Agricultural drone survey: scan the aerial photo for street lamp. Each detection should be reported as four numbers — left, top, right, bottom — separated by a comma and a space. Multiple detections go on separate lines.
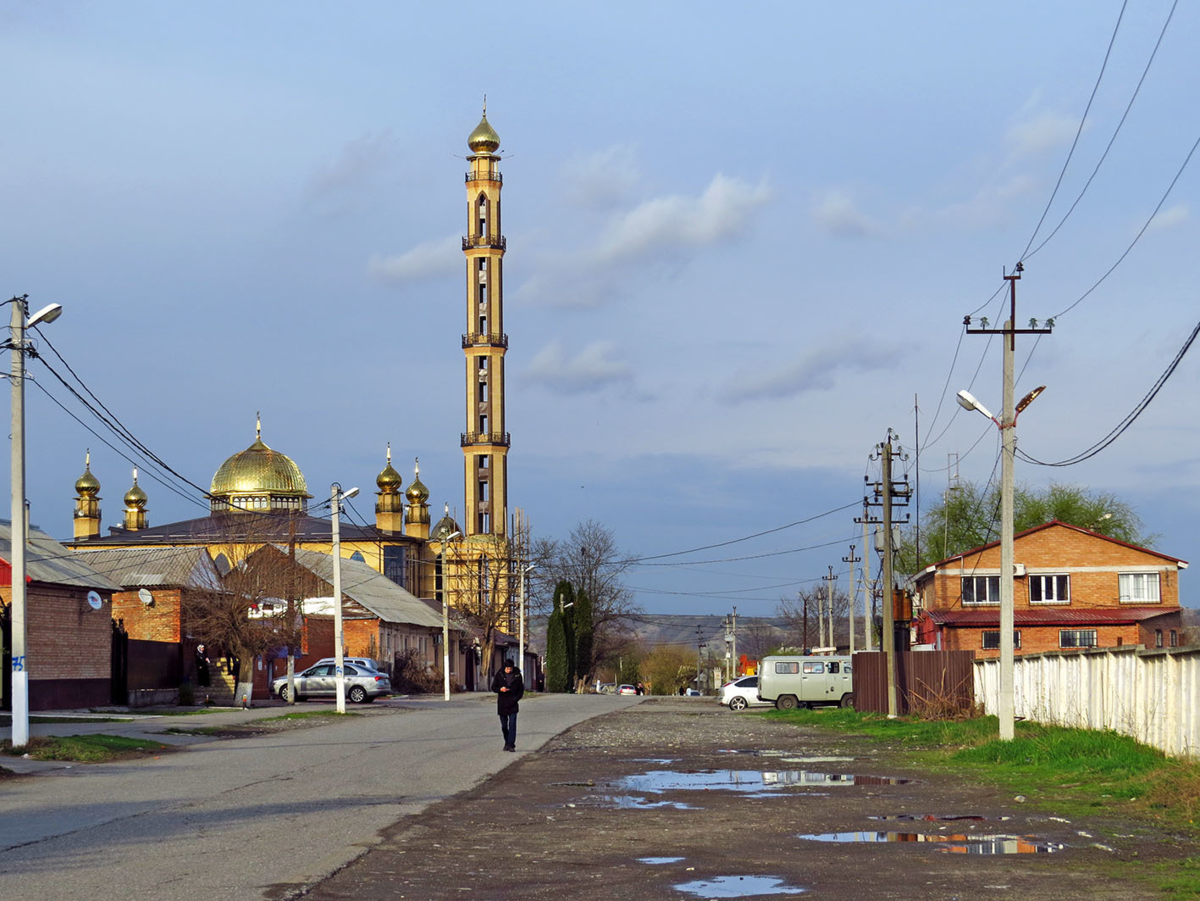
330, 483, 358, 714
7, 295, 63, 749
439, 529, 462, 700
957, 384, 1044, 740
518, 562, 536, 682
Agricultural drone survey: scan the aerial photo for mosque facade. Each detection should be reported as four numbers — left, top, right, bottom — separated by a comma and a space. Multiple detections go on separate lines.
65, 109, 525, 642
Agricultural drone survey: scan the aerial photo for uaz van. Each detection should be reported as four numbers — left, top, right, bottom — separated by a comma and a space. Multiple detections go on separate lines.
757, 654, 853, 710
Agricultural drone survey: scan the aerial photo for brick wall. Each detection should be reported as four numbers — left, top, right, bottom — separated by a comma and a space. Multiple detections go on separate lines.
946, 623, 1143, 658
112, 588, 182, 642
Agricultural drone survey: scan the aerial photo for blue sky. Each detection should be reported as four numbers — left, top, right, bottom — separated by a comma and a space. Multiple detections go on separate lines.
3, 1, 1198, 615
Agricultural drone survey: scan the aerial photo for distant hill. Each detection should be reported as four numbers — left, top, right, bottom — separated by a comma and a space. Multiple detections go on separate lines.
529, 612, 794, 661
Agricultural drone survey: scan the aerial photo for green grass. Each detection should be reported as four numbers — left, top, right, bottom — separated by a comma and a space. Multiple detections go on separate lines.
766, 707, 1200, 894
1, 734, 169, 763
0, 715, 133, 725
257, 710, 354, 723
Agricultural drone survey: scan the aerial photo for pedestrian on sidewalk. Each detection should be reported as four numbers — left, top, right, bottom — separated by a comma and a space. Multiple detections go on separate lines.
491, 658, 524, 751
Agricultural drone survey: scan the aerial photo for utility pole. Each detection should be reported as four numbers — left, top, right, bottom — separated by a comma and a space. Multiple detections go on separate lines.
731, 606, 738, 678
696, 627, 704, 694
964, 263, 1051, 740
800, 591, 808, 652
861, 503, 873, 651
842, 546, 860, 655
823, 567, 837, 651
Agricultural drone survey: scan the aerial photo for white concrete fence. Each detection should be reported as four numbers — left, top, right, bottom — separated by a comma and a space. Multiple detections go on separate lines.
974, 646, 1200, 758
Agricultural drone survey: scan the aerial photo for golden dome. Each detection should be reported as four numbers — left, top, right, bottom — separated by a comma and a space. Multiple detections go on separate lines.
75, 451, 100, 496
406, 458, 429, 503
124, 470, 147, 508
468, 108, 500, 154
209, 422, 310, 514
432, 504, 460, 542
377, 445, 403, 493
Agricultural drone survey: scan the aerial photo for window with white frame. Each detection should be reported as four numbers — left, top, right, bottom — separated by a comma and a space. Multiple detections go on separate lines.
962, 575, 1000, 605
1029, 574, 1070, 604
1059, 629, 1097, 649
1118, 572, 1160, 603
981, 630, 1021, 650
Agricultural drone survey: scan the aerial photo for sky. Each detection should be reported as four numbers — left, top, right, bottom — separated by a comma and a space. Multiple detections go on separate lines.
2, 0, 1198, 618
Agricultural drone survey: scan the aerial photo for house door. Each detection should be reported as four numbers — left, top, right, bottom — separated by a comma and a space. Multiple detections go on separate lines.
110, 619, 129, 705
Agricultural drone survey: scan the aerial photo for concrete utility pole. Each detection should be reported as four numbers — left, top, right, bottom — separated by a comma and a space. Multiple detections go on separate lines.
823, 567, 837, 650
843, 546, 860, 655
861, 506, 873, 651
731, 606, 738, 678
881, 439, 897, 717
800, 591, 808, 652
963, 263, 1051, 741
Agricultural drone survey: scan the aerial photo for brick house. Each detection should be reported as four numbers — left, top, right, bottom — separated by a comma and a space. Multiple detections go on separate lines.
912, 521, 1187, 657
0, 521, 122, 710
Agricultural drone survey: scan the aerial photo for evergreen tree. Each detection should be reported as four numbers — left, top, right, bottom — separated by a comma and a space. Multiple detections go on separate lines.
574, 588, 594, 685
545, 604, 568, 693
556, 581, 577, 687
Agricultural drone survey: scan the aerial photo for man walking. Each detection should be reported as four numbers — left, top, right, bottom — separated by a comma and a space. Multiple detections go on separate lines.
491, 659, 524, 751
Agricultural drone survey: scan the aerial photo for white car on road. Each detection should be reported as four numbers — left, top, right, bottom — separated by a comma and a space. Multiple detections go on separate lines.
718, 675, 773, 711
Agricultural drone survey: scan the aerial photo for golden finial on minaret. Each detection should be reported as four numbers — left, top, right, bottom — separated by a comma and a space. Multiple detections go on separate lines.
73, 449, 103, 540
256, 412, 261, 440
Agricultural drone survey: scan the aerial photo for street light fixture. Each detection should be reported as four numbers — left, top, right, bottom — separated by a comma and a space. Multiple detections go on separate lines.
330, 483, 359, 714
957, 383, 1045, 741
6, 295, 63, 749
439, 530, 462, 701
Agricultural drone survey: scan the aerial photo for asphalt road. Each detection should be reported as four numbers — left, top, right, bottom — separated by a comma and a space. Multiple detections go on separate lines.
0, 693, 639, 900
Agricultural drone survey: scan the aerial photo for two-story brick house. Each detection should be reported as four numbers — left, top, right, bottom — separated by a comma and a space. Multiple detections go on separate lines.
912, 521, 1187, 657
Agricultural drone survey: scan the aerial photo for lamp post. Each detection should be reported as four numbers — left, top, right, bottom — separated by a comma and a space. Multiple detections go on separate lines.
7, 296, 62, 749
957, 382, 1044, 741
518, 562, 535, 680
330, 483, 358, 714
439, 530, 461, 700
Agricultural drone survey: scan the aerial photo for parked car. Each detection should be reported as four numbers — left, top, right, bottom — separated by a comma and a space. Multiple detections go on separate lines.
273, 663, 392, 703
312, 657, 384, 672
718, 675, 773, 711
685, 688, 702, 697
616, 684, 638, 695
757, 654, 853, 709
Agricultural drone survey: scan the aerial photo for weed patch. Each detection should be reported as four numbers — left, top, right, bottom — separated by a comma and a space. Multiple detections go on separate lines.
1, 734, 170, 763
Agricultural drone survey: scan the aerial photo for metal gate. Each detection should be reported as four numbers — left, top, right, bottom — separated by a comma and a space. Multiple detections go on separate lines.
110, 619, 128, 705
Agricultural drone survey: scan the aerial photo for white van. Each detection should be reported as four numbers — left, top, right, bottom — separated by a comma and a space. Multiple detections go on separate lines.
757, 655, 853, 710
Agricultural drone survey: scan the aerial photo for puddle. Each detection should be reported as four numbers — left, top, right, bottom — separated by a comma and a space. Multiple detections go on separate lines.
639, 857, 685, 865
797, 832, 1064, 854
588, 794, 697, 810
631, 758, 677, 765
674, 875, 807, 897
617, 770, 912, 794
869, 814, 1006, 822
718, 750, 854, 765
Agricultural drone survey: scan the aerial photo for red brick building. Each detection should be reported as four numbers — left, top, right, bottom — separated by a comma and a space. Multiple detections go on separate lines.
1, 522, 121, 709
912, 521, 1186, 657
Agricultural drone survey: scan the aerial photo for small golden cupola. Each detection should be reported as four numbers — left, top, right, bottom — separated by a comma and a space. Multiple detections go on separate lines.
431, 502, 461, 543
123, 467, 149, 531
375, 444, 405, 534
404, 458, 431, 539
467, 100, 501, 155
209, 415, 310, 514
73, 449, 102, 541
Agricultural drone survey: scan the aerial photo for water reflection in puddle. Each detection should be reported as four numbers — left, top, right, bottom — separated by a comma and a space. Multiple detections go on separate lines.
589, 794, 697, 810
639, 856, 685, 865
719, 750, 856, 764
797, 832, 1063, 854
674, 875, 807, 897
617, 770, 912, 794
869, 814, 1010, 823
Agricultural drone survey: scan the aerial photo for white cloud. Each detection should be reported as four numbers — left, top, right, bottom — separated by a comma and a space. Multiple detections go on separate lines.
1147, 203, 1190, 232
812, 189, 883, 238
562, 143, 640, 208
595, 174, 770, 264
722, 340, 905, 402
368, 234, 460, 283
904, 174, 1038, 231
1005, 111, 1079, 159
524, 338, 633, 394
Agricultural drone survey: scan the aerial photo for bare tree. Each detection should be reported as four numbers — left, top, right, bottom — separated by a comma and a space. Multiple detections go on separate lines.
739, 619, 782, 664
776, 587, 853, 651
530, 519, 640, 669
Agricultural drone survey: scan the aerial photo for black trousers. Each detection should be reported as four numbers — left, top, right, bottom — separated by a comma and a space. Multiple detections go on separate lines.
499, 711, 518, 747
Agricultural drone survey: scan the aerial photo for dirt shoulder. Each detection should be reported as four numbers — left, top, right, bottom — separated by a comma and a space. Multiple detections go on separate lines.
293, 697, 1192, 901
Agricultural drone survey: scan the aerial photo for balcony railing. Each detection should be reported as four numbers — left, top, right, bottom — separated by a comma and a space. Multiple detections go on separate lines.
465, 170, 503, 183
462, 235, 506, 251
461, 431, 511, 448
462, 332, 509, 348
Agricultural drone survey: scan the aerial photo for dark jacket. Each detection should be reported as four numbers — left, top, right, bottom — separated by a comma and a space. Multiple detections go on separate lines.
491, 667, 524, 715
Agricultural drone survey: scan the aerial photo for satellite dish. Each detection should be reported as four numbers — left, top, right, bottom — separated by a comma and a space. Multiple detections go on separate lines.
138, 588, 154, 606
87, 590, 102, 610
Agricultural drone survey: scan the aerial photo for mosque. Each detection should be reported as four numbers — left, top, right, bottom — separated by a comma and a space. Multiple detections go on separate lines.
65, 107, 524, 639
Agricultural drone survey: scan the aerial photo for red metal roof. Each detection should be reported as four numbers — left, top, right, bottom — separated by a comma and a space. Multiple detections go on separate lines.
924, 606, 1178, 627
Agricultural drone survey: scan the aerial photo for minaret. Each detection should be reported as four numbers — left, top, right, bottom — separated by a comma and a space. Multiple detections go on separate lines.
123, 467, 148, 531
461, 101, 509, 537
73, 450, 102, 540
374, 444, 405, 534
404, 458, 431, 540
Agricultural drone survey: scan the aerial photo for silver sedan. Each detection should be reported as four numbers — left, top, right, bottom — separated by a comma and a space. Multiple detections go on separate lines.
272, 663, 392, 703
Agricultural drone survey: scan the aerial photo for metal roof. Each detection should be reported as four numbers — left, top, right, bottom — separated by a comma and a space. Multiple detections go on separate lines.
69, 546, 223, 590
288, 548, 444, 629
0, 520, 122, 591
65, 511, 414, 547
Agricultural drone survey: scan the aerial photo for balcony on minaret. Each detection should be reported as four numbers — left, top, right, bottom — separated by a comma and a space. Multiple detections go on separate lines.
462, 332, 508, 349
465, 168, 502, 184
461, 431, 511, 448
462, 234, 506, 251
